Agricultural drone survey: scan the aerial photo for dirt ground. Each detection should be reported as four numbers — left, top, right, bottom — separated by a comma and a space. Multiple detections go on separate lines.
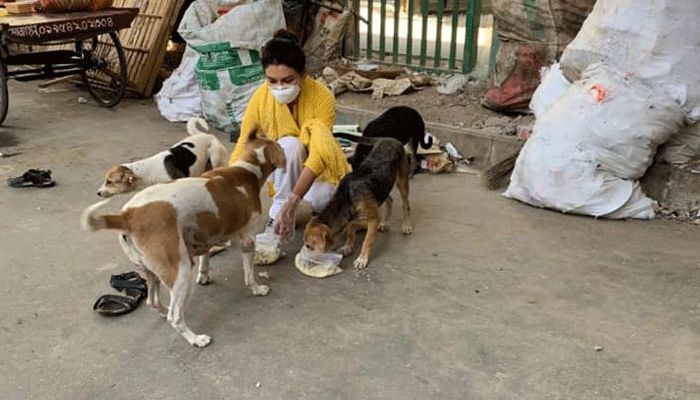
335, 79, 535, 135
1, 80, 699, 400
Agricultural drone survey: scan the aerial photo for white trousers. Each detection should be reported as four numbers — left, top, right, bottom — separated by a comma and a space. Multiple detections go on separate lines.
268, 136, 336, 219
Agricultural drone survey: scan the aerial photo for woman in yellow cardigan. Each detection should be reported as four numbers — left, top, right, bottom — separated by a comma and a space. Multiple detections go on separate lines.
229, 30, 350, 248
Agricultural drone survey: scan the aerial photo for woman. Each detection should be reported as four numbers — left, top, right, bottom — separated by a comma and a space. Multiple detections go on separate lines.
229, 29, 350, 253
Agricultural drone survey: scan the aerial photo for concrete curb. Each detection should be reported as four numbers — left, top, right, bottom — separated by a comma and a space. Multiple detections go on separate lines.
336, 105, 523, 168
336, 105, 700, 210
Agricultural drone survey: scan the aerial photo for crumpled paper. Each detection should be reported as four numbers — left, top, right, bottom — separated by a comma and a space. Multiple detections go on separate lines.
320, 67, 418, 99
421, 152, 455, 174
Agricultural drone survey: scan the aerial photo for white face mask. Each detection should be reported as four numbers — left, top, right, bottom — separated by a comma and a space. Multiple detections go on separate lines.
270, 83, 301, 104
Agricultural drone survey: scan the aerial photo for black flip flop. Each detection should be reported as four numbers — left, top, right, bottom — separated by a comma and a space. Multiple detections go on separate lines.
92, 288, 145, 316
109, 271, 147, 293
7, 169, 55, 188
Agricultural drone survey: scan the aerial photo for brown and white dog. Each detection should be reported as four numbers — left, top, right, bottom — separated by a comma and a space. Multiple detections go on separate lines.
81, 132, 286, 347
96, 117, 228, 197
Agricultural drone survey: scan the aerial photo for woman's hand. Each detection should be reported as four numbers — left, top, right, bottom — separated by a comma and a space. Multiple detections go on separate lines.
274, 192, 300, 240
273, 167, 316, 241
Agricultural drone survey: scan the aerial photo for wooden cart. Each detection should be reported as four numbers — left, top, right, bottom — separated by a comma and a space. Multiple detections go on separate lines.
0, 7, 139, 124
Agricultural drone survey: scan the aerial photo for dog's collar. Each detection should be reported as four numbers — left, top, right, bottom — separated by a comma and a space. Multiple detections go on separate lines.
232, 160, 262, 179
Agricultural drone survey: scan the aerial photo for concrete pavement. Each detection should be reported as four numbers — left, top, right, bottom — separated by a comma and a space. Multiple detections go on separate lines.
1, 81, 698, 400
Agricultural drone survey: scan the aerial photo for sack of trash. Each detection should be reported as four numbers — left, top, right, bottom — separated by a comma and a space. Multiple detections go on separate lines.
505, 63, 685, 219
155, 46, 203, 123
178, 0, 286, 132
559, 0, 700, 165
484, 0, 595, 113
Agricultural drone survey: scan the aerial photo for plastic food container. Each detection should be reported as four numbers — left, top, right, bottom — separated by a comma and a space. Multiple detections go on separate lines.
253, 233, 282, 266
294, 246, 343, 278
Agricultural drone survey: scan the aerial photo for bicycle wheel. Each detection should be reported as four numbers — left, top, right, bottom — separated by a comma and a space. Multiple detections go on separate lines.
77, 31, 127, 107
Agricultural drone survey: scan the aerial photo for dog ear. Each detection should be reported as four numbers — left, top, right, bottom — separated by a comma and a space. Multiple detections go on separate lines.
265, 142, 287, 171
246, 123, 258, 142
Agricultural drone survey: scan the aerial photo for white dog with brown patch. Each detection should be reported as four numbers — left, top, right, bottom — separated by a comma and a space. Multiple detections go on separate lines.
96, 117, 228, 197
81, 132, 285, 347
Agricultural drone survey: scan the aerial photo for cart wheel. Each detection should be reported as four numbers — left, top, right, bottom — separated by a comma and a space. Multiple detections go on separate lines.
0, 61, 8, 125
77, 31, 127, 107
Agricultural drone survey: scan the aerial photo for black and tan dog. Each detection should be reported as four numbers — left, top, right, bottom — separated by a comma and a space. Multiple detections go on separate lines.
304, 136, 412, 270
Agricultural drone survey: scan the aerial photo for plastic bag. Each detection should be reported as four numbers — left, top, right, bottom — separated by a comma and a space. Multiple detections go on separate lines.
505, 63, 685, 219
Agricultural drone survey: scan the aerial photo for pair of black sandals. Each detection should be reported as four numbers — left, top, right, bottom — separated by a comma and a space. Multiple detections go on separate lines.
93, 272, 147, 316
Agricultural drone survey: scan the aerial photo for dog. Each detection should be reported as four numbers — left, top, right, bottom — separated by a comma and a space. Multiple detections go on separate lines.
350, 106, 432, 173
304, 136, 412, 270
81, 132, 286, 347
96, 117, 228, 197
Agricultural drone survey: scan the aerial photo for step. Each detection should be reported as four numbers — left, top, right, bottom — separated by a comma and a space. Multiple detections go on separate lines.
336, 104, 523, 168
336, 105, 700, 211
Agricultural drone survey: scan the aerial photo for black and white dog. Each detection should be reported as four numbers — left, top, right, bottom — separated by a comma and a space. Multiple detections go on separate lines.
96, 117, 228, 197
349, 106, 433, 173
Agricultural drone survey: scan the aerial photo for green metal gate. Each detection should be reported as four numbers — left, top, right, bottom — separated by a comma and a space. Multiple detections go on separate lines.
349, 0, 481, 73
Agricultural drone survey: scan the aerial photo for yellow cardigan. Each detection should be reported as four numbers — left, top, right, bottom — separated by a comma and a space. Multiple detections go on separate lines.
229, 76, 350, 186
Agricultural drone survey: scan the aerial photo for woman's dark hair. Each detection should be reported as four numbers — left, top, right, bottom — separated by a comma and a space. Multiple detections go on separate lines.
261, 29, 306, 74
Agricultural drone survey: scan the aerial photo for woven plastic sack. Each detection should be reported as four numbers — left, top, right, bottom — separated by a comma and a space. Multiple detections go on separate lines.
505, 63, 685, 219
179, 0, 285, 132
156, 46, 202, 123
194, 43, 265, 131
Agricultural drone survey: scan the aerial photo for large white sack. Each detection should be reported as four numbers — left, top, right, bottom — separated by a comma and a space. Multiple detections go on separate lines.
529, 63, 571, 118
178, 0, 286, 51
155, 46, 202, 123
505, 63, 685, 219
178, 0, 286, 132
560, 0, 700, 123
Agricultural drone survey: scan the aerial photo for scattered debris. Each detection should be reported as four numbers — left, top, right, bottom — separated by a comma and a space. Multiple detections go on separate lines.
436, 74, 471, 95
355, 61, 379, 72
594, 346, 603, 352
471, 115, 520, 136
370, 78, 416, 99
258, 271, 271, 279
657, 204, 700, 223
78, 97, 89, 104
320, 67, 420, 99
255, 381, 261, 388
354, 268, 372, 281
516, 121, 535, 141
408, 74, 432, 87
421, 152, 455, 174
441, 142, 475, 174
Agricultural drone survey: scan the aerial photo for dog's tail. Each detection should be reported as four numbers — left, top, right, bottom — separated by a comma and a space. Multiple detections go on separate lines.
187, 117, 210, 136
80, 199, 129, 232
419, 131, 433, 150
